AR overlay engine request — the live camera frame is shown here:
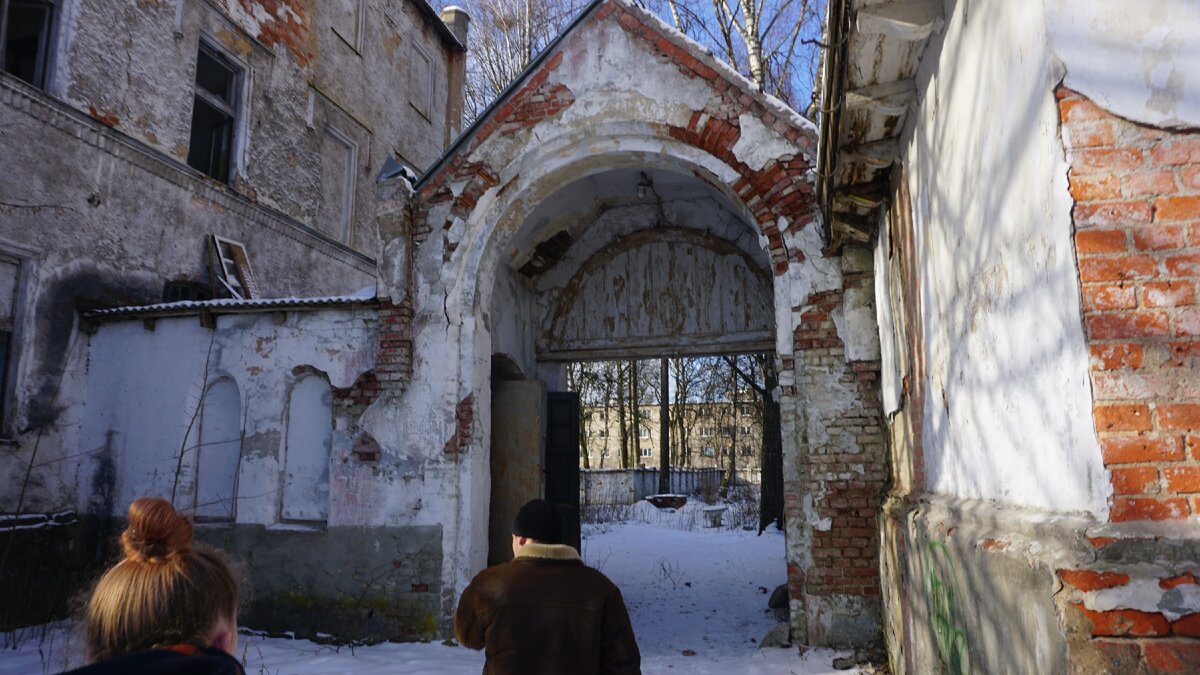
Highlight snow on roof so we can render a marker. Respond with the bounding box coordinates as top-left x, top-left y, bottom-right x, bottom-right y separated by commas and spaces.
82, 287, 378, 322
